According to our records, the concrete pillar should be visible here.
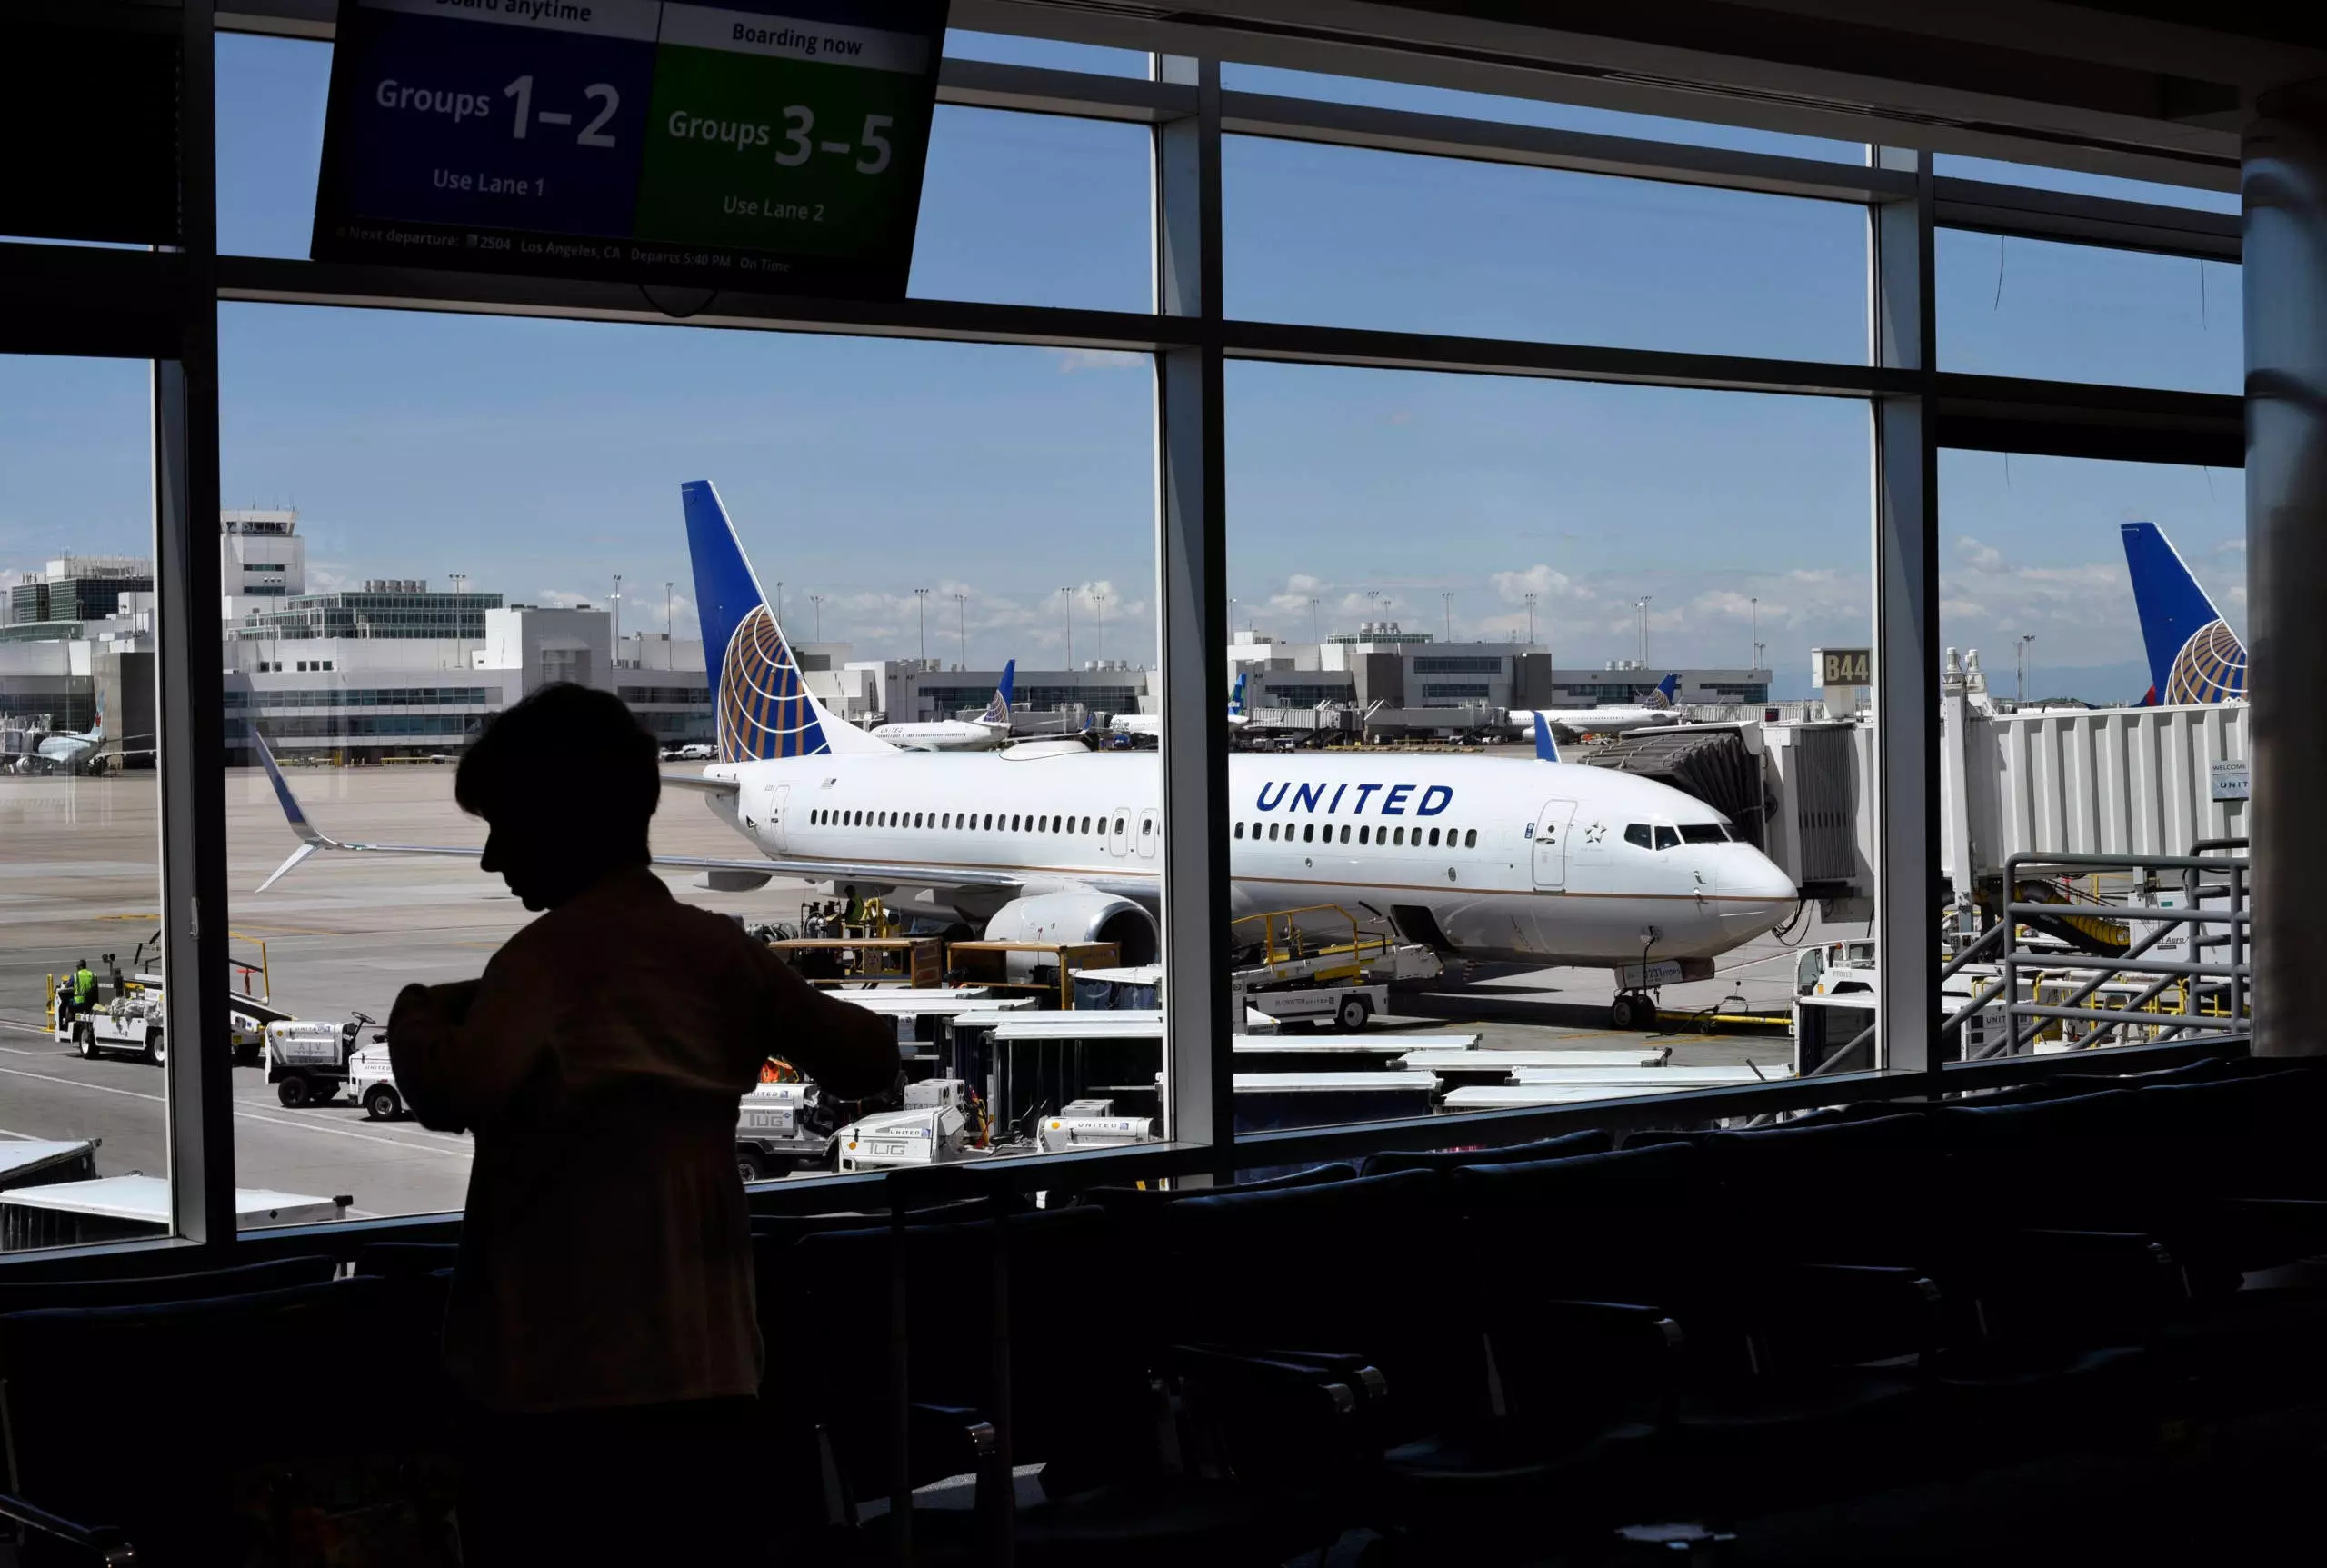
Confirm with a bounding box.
[2245,83,2327,1055]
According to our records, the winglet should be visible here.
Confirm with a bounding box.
[1533,711,1561,763]
[254,728,336,851]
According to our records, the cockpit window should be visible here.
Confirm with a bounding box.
[1654,825,1680,851]
[1680,824,1728,844]
[1623,824,1653,849]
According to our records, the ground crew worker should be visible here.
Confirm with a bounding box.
[67,959,96,1025]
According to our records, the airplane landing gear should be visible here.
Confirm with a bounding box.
[1610,993,1656,1031]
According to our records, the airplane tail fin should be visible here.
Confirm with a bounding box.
[2121,521,2247,704]
[979,659,1015,724]
[1643,674,1680,710]
[1229,671,1247,718]
[681,480,893,759]
[1533,711,1561,763]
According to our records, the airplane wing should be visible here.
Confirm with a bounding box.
[252,732,1111,897]
[660,773,740,794]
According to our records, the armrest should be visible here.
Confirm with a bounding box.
[0,1490,135,1566]
[1967,1229,2182,1340]
[1490,1295,1684,1428]
[1159,1343,1369,1483]
[1747,1263,1944,1372]
[1158,1343,1363,1421]
[1173,1342,1387,1405]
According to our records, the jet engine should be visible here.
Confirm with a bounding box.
[982,891,1159,965]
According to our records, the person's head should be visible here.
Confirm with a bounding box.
[78,959,89,972]
[455,684,660,910]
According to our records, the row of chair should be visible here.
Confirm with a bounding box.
[755,1053,2327,1563]
[0,1050,2318,1563]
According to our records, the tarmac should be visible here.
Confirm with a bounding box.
[0,765,1809,1227]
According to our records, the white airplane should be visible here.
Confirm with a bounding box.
[1107,671,1245,741]
[11,717,145,775]
[870,661,1016,751]
[1517,674,1685,744]
[251,482,1799,1024]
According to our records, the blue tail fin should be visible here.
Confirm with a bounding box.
[1643,674,1680,710]
[681,481,891,760]
[2121,522,2247,704]
[1228,671,1247,719]
[979,660,1015,724]
[1533,711,1561,763]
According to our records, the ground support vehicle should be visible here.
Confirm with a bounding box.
[1229,904,1442,1032]
[735,1083,837,1180]
[60,991,167,1065]
[346,1044,406,1121]
[266,1012,378,1107]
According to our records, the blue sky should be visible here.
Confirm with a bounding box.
[0,28,2244,701]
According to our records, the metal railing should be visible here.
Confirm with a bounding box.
[1994,844,2248,1058]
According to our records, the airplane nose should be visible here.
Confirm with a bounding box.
[1719,850,1799,928]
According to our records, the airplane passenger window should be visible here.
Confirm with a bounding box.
[1681,824,1727,844]
[1623,824,1653,849]
[1655,826,1681,850]
[1012,815,1022,830]
[1234,822,1244,838]
[1359,826,1370,844]
[1340,825,1350,844]
[985,814,994,830]
[1268,823,1280,840]
[1427,828,1439,847]
[1302,824,1312,842]
[1464,829,1477,848]
[915,813,925,828]
[1083,816,1093,833]
[1393,827,1404,845]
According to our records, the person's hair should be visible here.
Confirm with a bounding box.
[456,684,659,859]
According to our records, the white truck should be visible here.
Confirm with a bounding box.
[735,1082,831,1181]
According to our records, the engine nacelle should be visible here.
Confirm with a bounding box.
[982,891,1159,966]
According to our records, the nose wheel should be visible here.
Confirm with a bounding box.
[1610,993,1656,1031]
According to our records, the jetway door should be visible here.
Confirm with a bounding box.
[1532,799,1577,890]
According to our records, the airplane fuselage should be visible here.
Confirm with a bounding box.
[701,749,1796,966]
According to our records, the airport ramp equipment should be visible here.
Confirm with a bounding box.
[1994,879,2132,959]
[1444,1081,1780,1110]
[1395,1047,1674,1088]
[0,1176,348,1252]
[1233,1071,1440,1133]
[1585,726,1769,849]
[0,1140,97,1193]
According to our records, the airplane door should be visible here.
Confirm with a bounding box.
[766,785,792,854]
[1136,808,1160,860]
[1108,808,1132,859]
[1532,799,1576,890]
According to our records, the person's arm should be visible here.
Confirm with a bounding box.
[387,957,553,1134]
[749,945,900,1100]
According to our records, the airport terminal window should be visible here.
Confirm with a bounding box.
[1225,136,1867,362]
[217,300,1159,1212]
[0,354,171,1252]
[1937,230,2240,395]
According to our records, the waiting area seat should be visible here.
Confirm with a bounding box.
[3,1048,2324,1564]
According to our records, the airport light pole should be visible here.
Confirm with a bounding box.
[914,587,929,664]
[1633,595,1652,667]
[2017,633,2036,704]
[953,592,965,668]
[1442,592,1453,642]
[449,574,468,673]
[1060,587,1073,667]
[1523,592,1537,646]
[664,582,674,668]
[1309,597,1320,644]
[1366,590,1380,630]
[612,574,622,654]
[810,594,824,643]
[1094,588,1106,664]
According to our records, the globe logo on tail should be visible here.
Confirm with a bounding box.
[2165,620,2247,705]
[718,604,828,760]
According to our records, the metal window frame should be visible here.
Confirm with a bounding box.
[0,12,2254,1265]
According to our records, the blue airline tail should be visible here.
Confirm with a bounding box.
[1643,674,1681,710]
[681,481,893,760]
[1229,671,1247,718]
[1533,711,1561,763]
[978,660,1016,724]
[2121,521,2247,705]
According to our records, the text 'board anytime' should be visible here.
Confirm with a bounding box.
[314,0,949,298]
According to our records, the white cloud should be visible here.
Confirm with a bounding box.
[1956,536,2004,572]
[536,587,599,609]
[1489,564,1592,604]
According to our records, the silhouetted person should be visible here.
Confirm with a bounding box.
[388,684,898,1565]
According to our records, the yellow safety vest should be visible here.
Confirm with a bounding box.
[72,969,95,1004]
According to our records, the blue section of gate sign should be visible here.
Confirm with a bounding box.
[332,4,658,240]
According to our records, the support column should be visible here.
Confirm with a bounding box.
[1868,146,1942,1078]
[1153,55,1235,1159]
[2245,83,2327,1056]
[159,0,236,1243]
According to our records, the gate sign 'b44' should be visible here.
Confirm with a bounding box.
[312,0,950,301]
